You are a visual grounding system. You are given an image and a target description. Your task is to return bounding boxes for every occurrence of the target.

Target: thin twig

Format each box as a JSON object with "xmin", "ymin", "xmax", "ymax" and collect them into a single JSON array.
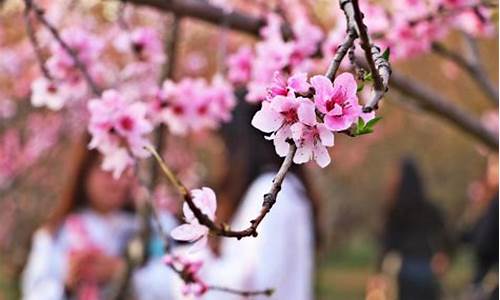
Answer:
[
  {"xmin": 325, "ymin": 29, "xmax": 357, "ymax": 81},
  {"xmin": 145, "ymin": 143, "xmax": 297, "ymax": 239},
  {"xmin": 432, "ymin": 41, "xmax": 498, "ymax": 104},
  {"xmin": 389, "ymin": 69, "xmax": 498, "ymax": 149},
  {"xmin": 407, "ymin": 0, "xmax": 496, "ymax": 27},
  {"xmin": 345, "ymin": 0, "xmax": 390, "ymax": 112},
  {"xmin": 23, "ymin": 5, "xmax": 53, "ymax": 80},
  {"xmin": 25, "ymin": 0, "xmax": 101, "ymax": 95},
  {"xmin": 208, "ymin": 285, "xmax": 274, "ymax": 297},
  {"xmin": 461, "ymin": 33, "xmax": 498, "ymax": 103}
]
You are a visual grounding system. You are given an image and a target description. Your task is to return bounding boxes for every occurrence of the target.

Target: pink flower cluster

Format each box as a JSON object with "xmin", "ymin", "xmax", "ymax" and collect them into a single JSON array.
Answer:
[
  {"xmin": 163, "ymin": 254, "xmax": 208, "ymax": 297},
  {"xmin": 151, "ymin": 75, "xmax": 236, "ymax": 135},
  {"xmin": 87, "ymin": 90, "xmax": 153, "ymax": 178},
  {"xmin": 170, "ymin": 187, "xmax": 217, "ymax": 252},
  {"xmin": 226, "ymin": 0, "xmax": 495, "ymax": 105},
  {"xmin": 252, "ymin": 71, "xmax": 373, "ymax": 167},
  {"xmin": 30, "ymin": 27, "xmax": 104, "ymax": 111},
  {"xmin": 227, "ymin": 13, "xmax": 323, "ymax": 103}
]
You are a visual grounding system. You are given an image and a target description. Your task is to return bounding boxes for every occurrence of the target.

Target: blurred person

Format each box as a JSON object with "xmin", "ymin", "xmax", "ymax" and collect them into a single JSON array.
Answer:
[
  {"xmin": 21, "ymin": 138, "xmax": 178, "ymax": 300},
  {"xmin": 468, "ymin": 192, "xmax": 499, "ymax": 300},
  {"xmin": 377, "ymin": 158, "xmax": 452, "ymax": 300},
  {"xmin": 461, "ymin": 155, "xmax": 498, "ymax": 300},
  {"xmin": 198, "ymin": 94, "xmax": 322, "ymax": 300}
]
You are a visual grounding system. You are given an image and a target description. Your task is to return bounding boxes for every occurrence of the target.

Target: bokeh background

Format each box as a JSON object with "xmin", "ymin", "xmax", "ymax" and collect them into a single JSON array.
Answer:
[{"xmin": 0, "ymin": 0, "xmax": 498, "ymax": 299}]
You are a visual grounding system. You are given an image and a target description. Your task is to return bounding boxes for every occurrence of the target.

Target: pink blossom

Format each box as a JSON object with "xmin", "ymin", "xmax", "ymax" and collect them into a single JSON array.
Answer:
[
  {"xmin": 311, "ymin": 73, "xmax": 362, "ymax": 131},
  {"xmin": 290, "ymin": 19, "xmax": 324, "ymax": 65},
  {"xmin": 287, "ymin": 72, "xmax": 311, "ymax": 95},
  {"xmin": 170, "ymin": 187, "xmax": 217, "ymax": 252},
  {"xmin": 252, "ymin": 94, "xmax": 313, "ymax": 157},
  {"xmin": 30, "ymin": 77, "xmax": 67, "ymax": 110},
  {"xmin": 227, "ymin": 46, "xmax": 253, "ymax": 84},
  {"xmin": 452, "ymin": 8, "xmax": 495, "ymax": 37},
  {"xmin": 158, "ymin": 77, "xmax": 235, "ymax": 135},
  {"xmin": 47, "ymin": 27, "xmax": 103, "ymax": 85},
  {"xmin": 87, "ymin": 90, "xmax": 153, "ymax": 178},
  {"xmin": 206, "ymin": 74, "xmax": 236, "ymax": 123},
  {"xmin": 259, "ymin": 13, "xmax": 284, "ymax": 40},
  {"xmin": 115, "ymin": 27, "xmax": 165, "ymax": 65},
  {"xmin": 267, "ymin": 71, "xmax": 288, "ymax": 99},
  {"xmin": 163, "ymin": 254, "xmax": 208, "ymax": 296},
  {"xmin": 291, "ymin": 122, "xmax": 334, "ymax": 168}
]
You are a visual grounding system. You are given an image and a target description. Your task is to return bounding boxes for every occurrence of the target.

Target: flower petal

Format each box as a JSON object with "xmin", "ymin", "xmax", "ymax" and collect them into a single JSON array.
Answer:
[
  {"xmin": 170, "ymin": 224, "xmax": 206, "ymax": 242},
  {"xmin": 324, "ymin": 115, "xmax": 351, "ymax": 132},
  {"xmin": 273, "ymin": 126, "xmax": 291, "ymax": 157},
  {"xmin": 311, "ymin": 75, "xmax": 334, "ymax": 113},
  {"xmin": 297, "ymin": 99, "xmax": 317, "ymax": 126},
  {"xmin": 287, "ymin": 72, "xmax": 310, "ymax": 94},
  {"xmin": 251, "ymin": 101, "xmax": 282, "ymax": 133},
  {"xmin": 313, "ymin": 144, "xmax": 331, "ymax": 168},
  {"xmin": 317, "ymin": 124, "xmax": 334, "ymax": 147},
  {"xmin": 333, "ymin": 72, "xmax": 357, "ymax": 99}
]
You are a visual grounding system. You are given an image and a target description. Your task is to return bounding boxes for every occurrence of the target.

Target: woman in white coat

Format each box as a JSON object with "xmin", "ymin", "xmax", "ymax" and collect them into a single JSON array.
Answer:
[{"xmin": 199, "ymin": 100, "xmax": 322, "ymax": 300}]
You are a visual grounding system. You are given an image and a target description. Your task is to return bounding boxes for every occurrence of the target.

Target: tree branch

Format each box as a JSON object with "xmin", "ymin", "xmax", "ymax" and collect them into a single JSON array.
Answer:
[
  {"xmin": 122, "ymin": 0, "xmax": 264, "ymax": 36},
  {"xmin": 24, "ymin": 0, "xmax": 101, "ymax": 95},
  {"xmin": 390, "ymin": 69, "xmax": 498, "ymax": 149},
  {"xmin": 23, "ymin": 6, "xmax": 52, "ymax": 80},
  {"xmin": 145, "ymin": 143, "xmax": 297, "ymax": 239},
  {"xmin": 462, "ymin": 33, "xmax": 498, "ymax": 103},
  {"xmin": 432, "ymin": 41, "xmax": 498, "ymax": 104},
  {"xmin": 345, "ymin": 0, "xmax": 391, "ymax": 112},
  {"xmin": 325, "ymin": 29, "xmax": 357, "ymax": 81},
  {"xmin": 208, "ymin": 285, "xmax": 274, "ymax": 297}
]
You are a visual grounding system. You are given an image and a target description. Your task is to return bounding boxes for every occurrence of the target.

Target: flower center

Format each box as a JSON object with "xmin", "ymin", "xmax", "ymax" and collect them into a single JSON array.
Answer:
[
  {"xmin": 282, "ymin": 109, "xmax": 298, "ymax": 123},
  {"xmin": 119, "ymin": 116, "xmax": 134, "ymax": 131},
  {"xmin": 47, "ymin": 83, "xmax": 58, "ymax": 94},
  {"xmin": 173, "ymin": 105, "xmax": 184, "ymax": 115}
]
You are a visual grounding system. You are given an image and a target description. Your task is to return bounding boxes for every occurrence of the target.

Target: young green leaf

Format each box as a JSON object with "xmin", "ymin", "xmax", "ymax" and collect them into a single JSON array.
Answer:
[
  {"xmin": 366, "ymin": 116, "xmax": 382, "ymax": 128},
  {"xmin": 382, "ymin": 48, "xmax": 391, "ymax": 61}
]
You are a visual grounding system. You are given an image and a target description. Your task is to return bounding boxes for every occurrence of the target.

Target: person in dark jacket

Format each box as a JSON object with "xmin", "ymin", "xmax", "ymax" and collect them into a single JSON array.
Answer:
[
  {"xmin": 378, "ymin": 158, "xmax": 452, "ymax": 300},
  {"xmin": 470, "ymin": 192, "xmax": 498, "ymax": 300}
]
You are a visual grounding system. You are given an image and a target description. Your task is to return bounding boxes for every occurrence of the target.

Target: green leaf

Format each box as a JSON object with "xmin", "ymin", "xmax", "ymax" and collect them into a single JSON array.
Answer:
[
  {"xmin": 357, "ymin": 82, "xmax": 365, "ymax": 92},
  {"xmin": 365, "ymin": 116, "xmax": 382, "ymax": 128},
  {"xmin": 363, "ymin": 72, "xmax": 373, "ymax": 82},
  {"xmin": 357, "ymin": 117, "xmax": 365, "ymax": 128},
  {"xmin": 382, "ymin": 48, "xmax": 391, "ymax": 61},
  {"xmin": 352, "ymin": 116, "xmax": 382, "ymax": 136}
]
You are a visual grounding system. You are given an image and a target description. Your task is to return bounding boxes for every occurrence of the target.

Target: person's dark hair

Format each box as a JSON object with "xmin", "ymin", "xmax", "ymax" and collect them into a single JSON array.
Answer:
[
  {"xmin": 381, "ymin": 157, "xmax": 451, "ymax": 260},
  {"xmin": 390, "ymin": 158, "xmax": 426, "ymax": 210},
  {"xmin": 45, "ymin": 134, "xmax": 134, "ymax": 233},
  {"xmin": 215, "ymin": 89, "xmax": 323, "ymax": 247}
]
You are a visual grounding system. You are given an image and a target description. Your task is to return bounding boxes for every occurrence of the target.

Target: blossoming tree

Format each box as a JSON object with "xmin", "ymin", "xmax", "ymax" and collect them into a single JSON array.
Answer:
[{"xmin": 0, "ymin": 0, "xmax": 497, "ymax": 297}]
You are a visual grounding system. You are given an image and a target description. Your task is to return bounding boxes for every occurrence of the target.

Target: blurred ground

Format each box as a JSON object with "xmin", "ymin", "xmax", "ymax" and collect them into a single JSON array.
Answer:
[{"xmin": 0, "ymin": 235, "xmax": 478, "ymax": 300}]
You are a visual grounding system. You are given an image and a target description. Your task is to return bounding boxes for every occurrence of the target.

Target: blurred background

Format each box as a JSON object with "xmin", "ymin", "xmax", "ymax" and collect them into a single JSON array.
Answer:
[{"xmin": 0, "ymin": 0, "xmax": 498, "ymax": 299}]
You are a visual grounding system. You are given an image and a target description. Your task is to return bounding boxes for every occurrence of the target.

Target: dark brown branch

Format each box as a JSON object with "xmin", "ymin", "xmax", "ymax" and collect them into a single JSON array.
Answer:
[
  {"xmin": 407, "ymin": 1, "xmax": 497, "ymax": 27},
  {"xmin": 432, "ymin": 41, "xmax": 498, "ymax": 104},
  {"xmin": 461, "ymin": 33, "xmax": 498, "ymax": 103},
  {"xmin": 146, "ymin": 143, "xmax": 297, "ymax": 239},
  {"xmin": 390, "ymin": 69, "xmax": 498, "ymax": 150},
  {"xmin": 346, "ymin": 0, "xmax": 391, "ymax": 112},
  {"xmin": 23, "ymin": 6, "xmax": 52, "ymax": 80},
  {"xmin": 25, "ymin": 0, "xmax": 101, "ymax": 95},
  {"xmin": 208, "ymin": 285, "xmax": 274, "ymax": 297},
  {"xmin": 123, "ymin": 0, "xmax": 264, "ymax": 36},
  {"xmin": 325, "ymin": 29, "xmax": 357, "ymax": 81}
]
